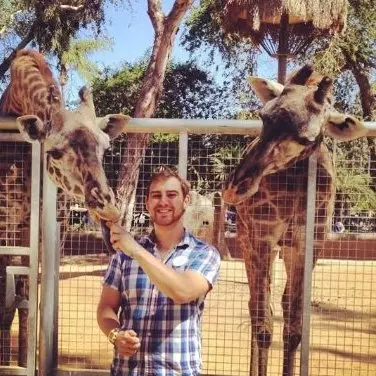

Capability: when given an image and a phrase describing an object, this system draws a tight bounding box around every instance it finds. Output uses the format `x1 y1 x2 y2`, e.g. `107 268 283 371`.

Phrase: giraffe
0 49 129 365
222 65 368 376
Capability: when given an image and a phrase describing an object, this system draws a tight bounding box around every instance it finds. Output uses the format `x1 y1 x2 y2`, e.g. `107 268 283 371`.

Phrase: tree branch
60 4 84 11
168 0 192 23
148 0 163 32
0 23 36 79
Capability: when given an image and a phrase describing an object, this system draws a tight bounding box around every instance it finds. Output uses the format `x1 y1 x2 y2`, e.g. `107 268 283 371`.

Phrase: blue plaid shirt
103 229 221 376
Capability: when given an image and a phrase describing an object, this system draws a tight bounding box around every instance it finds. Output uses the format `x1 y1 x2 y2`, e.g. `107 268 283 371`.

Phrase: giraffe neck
0 50 63 131
236 144 335 245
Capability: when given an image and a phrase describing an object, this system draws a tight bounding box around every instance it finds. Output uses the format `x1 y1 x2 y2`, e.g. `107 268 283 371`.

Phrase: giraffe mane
14 50 61 97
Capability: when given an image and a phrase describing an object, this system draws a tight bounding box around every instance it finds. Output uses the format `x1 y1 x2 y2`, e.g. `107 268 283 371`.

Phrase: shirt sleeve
185 245 221 288
103 252 124 292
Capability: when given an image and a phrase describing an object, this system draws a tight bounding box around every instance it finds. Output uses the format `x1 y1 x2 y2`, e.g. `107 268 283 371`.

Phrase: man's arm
109 225 213 304
97 285 121 337
97 285 140 356
136 248 211 304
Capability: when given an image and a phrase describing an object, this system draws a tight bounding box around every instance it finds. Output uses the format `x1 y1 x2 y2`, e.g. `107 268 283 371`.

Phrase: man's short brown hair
146 166 190 198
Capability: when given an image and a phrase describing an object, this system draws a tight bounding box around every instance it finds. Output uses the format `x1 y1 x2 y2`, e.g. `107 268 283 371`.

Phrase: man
97 167 221 375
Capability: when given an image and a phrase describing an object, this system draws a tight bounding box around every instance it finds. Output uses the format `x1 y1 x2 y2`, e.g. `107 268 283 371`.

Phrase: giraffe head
223 65 368 205
16 86 129 222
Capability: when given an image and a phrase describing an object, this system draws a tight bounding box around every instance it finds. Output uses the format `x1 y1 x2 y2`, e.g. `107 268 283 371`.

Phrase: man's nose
158 194 169 204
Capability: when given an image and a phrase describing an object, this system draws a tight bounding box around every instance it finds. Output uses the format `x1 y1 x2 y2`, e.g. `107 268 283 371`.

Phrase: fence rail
1 116 376 135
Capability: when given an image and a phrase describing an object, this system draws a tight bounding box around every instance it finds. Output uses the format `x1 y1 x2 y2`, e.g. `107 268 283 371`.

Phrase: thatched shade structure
218 0 348 82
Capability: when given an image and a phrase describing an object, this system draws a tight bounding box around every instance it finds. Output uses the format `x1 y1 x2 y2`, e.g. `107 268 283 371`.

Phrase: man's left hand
107 222 142 258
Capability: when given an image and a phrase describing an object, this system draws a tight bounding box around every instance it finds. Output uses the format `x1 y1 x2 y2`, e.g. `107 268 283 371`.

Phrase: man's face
146 177 189 227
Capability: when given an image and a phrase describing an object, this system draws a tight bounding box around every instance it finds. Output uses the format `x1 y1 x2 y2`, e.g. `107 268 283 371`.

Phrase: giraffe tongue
100 220 115 253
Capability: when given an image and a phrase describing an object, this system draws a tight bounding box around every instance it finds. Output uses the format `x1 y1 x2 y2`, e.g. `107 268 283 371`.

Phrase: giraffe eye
47 148 64 160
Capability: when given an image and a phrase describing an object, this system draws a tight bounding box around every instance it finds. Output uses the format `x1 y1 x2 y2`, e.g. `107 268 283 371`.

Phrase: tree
92 59 235 119
182 0 258 100
313 0 376 119
312 0 376 191
115 0 194 227
0 0 125 80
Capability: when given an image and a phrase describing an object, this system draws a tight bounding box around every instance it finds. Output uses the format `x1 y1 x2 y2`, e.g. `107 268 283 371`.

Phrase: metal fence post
39 154 59 376
178 131 188 179
27 142 41 376
300 154 318 376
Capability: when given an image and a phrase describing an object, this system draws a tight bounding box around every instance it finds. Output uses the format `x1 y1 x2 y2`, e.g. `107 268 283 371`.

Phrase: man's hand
107 222 142 257
115 330 140 357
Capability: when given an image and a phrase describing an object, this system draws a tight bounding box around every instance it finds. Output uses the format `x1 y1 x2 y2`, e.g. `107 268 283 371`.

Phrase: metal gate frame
0 133 40 376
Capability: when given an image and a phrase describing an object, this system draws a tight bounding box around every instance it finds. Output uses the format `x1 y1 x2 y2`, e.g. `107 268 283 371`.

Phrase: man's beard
151 207 186 226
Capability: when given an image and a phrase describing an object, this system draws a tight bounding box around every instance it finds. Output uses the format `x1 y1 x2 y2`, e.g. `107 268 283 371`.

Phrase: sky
82 1 193 69
67 0 278 99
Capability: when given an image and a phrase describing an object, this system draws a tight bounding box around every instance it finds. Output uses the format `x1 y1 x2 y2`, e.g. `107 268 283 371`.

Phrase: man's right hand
115 329 141 357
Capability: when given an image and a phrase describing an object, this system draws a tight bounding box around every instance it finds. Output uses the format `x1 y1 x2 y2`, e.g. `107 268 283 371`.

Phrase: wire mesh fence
0 123 376 376
0 136 39 376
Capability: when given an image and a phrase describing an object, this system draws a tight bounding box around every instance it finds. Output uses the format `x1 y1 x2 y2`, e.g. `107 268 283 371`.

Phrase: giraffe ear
325 111 368 141
97 114 130 139
247 77 284 104
16 115 47 143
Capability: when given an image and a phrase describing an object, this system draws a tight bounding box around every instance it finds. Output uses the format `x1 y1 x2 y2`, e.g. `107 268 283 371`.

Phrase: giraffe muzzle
89 204 120 223
85 187 120 222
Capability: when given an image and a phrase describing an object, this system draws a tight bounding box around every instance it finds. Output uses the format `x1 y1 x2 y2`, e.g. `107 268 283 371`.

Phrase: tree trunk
348 63 376 121
116 0 193 227
59 63 68 106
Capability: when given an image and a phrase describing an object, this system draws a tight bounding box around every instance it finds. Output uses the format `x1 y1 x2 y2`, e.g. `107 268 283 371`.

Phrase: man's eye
167 193 177 198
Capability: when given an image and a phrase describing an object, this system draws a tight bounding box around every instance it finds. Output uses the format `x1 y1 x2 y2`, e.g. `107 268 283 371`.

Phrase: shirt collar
143 228 190 251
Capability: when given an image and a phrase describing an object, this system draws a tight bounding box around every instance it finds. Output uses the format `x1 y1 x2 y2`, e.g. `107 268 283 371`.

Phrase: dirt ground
7 256 376 376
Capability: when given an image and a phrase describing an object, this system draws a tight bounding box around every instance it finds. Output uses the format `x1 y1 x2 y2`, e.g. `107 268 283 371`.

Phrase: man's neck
153 222 185 252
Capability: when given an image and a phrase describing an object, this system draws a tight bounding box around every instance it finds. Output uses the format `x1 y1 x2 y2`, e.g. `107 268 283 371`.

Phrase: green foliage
92 61 145 116
210 143 245 182
181 0 258 111
91 59 236 120
335 139 376 214
60 37 112 82
336 166 376 212
18 1 109 54
0 0 131 82
186 134 249 192
332 71 363 116
0 0 20 34
183 0 233 57
313 1 376 74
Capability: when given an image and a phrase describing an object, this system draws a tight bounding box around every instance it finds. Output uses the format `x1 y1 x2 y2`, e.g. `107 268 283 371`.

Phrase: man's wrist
131 245 142 259
108 327 120 345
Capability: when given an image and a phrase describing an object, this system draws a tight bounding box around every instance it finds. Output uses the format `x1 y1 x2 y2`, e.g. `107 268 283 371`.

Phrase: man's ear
325 111 368 142
184 193 191 209
97 114 130 139
17 115 47 143
247 77 284 104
